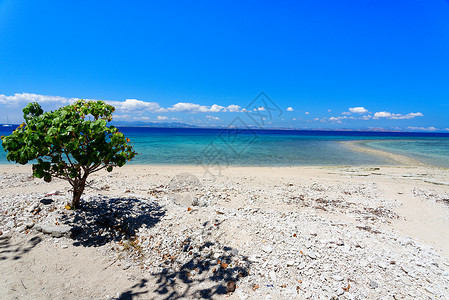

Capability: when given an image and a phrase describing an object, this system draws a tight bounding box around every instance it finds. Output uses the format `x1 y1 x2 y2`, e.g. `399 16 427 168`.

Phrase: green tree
1 100 137 208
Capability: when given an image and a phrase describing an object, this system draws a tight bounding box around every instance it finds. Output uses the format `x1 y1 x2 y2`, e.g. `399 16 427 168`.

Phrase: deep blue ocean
2 126 449 167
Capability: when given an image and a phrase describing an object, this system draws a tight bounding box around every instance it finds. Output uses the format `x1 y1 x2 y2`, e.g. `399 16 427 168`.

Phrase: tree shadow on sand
0 235 42 261
162 242 252 299
116 279 149 300
115 240 250 300
59 195 165 247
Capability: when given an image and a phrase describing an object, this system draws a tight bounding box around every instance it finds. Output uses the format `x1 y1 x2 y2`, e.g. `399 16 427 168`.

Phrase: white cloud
107 99 163 113
349 107 368 114
209 104 226 112
391 112 423 119
257 107 266 111
0 93 77 105
407 126 437 131
167 102 242 113
328 109 332 112
329 117 343 123
305 112 310 115
167 102 210 113
206 115 220 120
341 111 351 115
292 118 296 121
324 115 359 123
227 104 241 112
373 111 423 120
360 115 372 120
373 111 392 118
287 107 294 112
157 116 169 121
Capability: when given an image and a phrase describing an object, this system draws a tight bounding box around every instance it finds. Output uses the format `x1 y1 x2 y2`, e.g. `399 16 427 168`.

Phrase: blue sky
1 0 448 131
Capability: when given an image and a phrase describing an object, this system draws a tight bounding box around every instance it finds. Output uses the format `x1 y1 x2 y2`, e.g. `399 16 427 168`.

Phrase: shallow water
364 139 449 168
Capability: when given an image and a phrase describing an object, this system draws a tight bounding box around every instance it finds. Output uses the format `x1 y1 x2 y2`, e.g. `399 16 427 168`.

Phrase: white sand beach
1 163 449 299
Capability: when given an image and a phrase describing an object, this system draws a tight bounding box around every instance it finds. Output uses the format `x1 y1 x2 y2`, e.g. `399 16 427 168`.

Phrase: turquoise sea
1 126 449 167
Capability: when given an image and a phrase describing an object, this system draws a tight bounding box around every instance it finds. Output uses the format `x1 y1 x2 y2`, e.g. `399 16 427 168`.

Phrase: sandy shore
1 163 449 299
340 140 426 166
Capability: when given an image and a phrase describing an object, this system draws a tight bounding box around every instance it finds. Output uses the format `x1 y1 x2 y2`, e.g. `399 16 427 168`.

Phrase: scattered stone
33 207 41 215
286 260 295 267
378 261 388 269
40 198 54 205
17 225 27 233
401 277 412 286
34 223 72 238
262 245 273 253
227 280 236 293
28 203 39 213
307 251 317 259
369 281 378 289
269 270 276 281
332 275 344 281
24 222 35 228
248 254 258 262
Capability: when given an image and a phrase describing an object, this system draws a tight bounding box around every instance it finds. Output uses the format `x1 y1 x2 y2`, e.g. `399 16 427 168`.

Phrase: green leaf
2 99 137 206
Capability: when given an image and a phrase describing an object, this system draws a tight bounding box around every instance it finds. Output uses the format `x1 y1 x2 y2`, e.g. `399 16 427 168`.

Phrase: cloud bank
319 106 424 123
0 93 78 105
0 93 243 114
373 111 423 120
0 93 430 128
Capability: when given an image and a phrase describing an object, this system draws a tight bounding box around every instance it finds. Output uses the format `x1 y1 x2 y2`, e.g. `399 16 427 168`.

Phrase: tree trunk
71 179 87 208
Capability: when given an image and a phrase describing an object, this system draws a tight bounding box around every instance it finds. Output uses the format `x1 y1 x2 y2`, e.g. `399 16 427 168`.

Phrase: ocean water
1 126 449 167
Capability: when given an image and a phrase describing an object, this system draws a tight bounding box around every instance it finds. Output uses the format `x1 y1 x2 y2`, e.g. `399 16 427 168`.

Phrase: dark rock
227 280 236 293
40 199 54 205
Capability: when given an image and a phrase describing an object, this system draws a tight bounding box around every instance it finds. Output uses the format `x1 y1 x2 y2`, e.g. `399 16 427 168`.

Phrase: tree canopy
1 100 137 208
